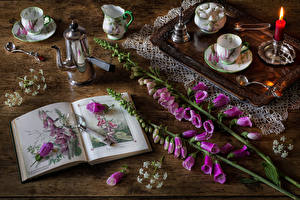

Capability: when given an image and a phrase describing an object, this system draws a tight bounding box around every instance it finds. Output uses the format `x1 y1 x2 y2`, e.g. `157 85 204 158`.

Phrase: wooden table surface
0 0 299 199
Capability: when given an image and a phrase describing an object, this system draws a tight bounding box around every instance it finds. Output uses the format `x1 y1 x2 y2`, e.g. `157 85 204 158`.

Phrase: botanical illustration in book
26 109 82 169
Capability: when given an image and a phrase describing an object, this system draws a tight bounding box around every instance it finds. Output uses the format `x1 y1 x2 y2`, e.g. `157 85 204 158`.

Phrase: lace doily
123 0 300 135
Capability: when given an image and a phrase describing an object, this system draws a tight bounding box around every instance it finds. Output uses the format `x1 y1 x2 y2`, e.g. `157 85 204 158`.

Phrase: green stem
96 38 300 189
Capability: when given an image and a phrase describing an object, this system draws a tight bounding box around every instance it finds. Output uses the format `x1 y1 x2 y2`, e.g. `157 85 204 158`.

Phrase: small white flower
163 172 168 180
156 182 163 188
29 68 34 73
43 84 47 90
24 88 31 94
137 176 143 183
280 136 286 142
5 93 9 97
155 161 162 168
143 161 150 168
37 85 41 90
153 173 160 180
144 172 149 179
139 168 144 175
145 184 152 189
150 179 156 184
41 76 45 82
32 91 38 96
4 101 9 105
287 144 294 151
19 81 24 88
24 75 27 80
273 140 279 146
277 144 284 152
28 80 34 86
281 151 288 158
33 75 38 80
39 69 44 75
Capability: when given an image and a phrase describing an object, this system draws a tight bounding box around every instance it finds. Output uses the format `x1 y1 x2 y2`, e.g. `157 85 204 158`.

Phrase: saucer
204 44 253 73
12 17 56 42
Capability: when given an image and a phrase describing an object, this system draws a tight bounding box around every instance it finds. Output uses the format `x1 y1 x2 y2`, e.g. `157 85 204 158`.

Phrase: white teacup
20 7 51 35
216 33 249 64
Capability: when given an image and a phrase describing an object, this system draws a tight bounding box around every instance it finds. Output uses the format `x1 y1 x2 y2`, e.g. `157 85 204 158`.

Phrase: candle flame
266 81 274 87
279 7 284 20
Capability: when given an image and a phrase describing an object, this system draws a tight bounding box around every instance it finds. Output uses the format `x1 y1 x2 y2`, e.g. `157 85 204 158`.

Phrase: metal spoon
75 114 114 146
234 23 271 32
4 42 45 62
236 75 280 97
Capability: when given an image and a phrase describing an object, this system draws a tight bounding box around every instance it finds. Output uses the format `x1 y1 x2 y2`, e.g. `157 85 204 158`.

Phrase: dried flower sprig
107 88 298 199
4 92 23 107
94 38 300 190
273 136 294 158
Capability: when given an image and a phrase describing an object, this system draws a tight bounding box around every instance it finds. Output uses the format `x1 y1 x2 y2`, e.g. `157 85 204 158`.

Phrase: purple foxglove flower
195 90 208 104
181 146 187 159
214 162 226 184
175 136 182 148
168 102 178 115
174 146 181 158
182 154 196 171
168 138 175 154
160 96 175 108
39 142 54 157
174 107 185 121
164 136 170 150
153 87 168 99
223 106 243 118
158 91 171 103
246 132 261 140
190 110 202 128
146 82 156 90
201 142 220 154
154 135 161 144
182 130 197 138
203 120 214 134
220 143 234 154
159 137 165 145
183 107 192 121
192 82 207 91
213 94 230 108
86 102 107 113
228 145 250 159
236 116 252 127
106 171 124 186
193 132 212 141
201 155 213 175
148 88 156 96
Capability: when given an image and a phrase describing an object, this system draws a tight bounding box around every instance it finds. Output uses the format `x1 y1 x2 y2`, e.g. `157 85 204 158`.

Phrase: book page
72 94 151 163
11 102 87 181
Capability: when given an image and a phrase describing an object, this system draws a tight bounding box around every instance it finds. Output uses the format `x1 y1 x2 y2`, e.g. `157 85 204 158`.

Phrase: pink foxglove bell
201 155 213 175
227 145 250 159
201 142 220 154
213 162 226 184
213 94 230 108
223 106 243 118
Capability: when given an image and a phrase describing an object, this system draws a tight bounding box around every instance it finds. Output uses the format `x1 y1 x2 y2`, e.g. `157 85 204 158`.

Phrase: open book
10 93 151 182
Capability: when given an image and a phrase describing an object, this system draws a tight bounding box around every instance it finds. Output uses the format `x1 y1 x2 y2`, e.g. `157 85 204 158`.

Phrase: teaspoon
236 75 280 97
234 23 271 31
4 42 45 62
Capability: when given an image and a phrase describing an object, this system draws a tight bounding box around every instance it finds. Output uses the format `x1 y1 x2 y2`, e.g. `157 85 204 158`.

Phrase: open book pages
10 102 87 182
10 93 151 182
72 93 151 164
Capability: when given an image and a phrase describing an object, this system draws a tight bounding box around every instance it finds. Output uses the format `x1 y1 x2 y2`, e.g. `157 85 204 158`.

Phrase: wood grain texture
150 1 300 106
0 0 299 200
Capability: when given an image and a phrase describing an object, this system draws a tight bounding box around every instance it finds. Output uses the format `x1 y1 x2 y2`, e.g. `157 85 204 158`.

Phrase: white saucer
204 44 253 73
12 17 56 42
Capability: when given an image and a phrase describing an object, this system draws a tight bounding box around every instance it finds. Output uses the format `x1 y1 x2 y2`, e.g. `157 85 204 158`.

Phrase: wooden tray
150 1 300 106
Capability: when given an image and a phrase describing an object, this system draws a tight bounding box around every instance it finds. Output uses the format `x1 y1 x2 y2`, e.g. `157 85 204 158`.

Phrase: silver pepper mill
171 7 190 43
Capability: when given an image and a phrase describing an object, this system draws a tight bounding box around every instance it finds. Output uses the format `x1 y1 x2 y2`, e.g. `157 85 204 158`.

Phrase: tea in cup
101 5 134 40
20 7 51 35
216 33 249 64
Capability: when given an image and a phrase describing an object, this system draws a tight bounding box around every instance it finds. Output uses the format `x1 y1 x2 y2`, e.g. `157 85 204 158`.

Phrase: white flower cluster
137 160 167 189
273 136 294 158
4 92 23 107
4 68 47 107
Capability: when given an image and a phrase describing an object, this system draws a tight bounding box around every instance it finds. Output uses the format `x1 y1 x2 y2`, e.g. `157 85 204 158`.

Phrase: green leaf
262 161 281 187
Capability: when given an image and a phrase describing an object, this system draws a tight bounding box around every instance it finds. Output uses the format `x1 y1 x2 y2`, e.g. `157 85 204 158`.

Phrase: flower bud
159 137 165 145
143 79 152 84
220 143 234 154
174 146 181 158
148 88 156 96
138 78 145 85
174 136 182 148
182 130 197 138
146 82 156 90
236 116 252 127
181 146 187 159
223 106 243 118
213 94 230 108
192 132 212 141
246 132 261 140
164 136 170 150
154 135 161 144
168 138 174 154
106 171 124 186
227 145 250 159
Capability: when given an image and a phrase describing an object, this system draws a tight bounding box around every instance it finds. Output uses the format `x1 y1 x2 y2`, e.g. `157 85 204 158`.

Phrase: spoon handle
11 49 45 61
248 81 270 89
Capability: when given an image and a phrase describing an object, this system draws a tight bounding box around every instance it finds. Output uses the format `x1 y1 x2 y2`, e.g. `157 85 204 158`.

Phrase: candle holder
258 38 296 65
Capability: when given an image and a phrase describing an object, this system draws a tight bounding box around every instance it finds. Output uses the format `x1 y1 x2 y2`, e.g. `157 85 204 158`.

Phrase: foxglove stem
98 39 300 189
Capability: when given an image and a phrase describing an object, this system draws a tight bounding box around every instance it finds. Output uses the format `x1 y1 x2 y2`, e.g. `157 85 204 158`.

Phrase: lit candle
274 7 286 41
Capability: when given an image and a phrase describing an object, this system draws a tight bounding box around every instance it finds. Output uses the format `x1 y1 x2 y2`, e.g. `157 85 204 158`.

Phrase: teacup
20 7 51 35
216 33 249 64
101 5 134 40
